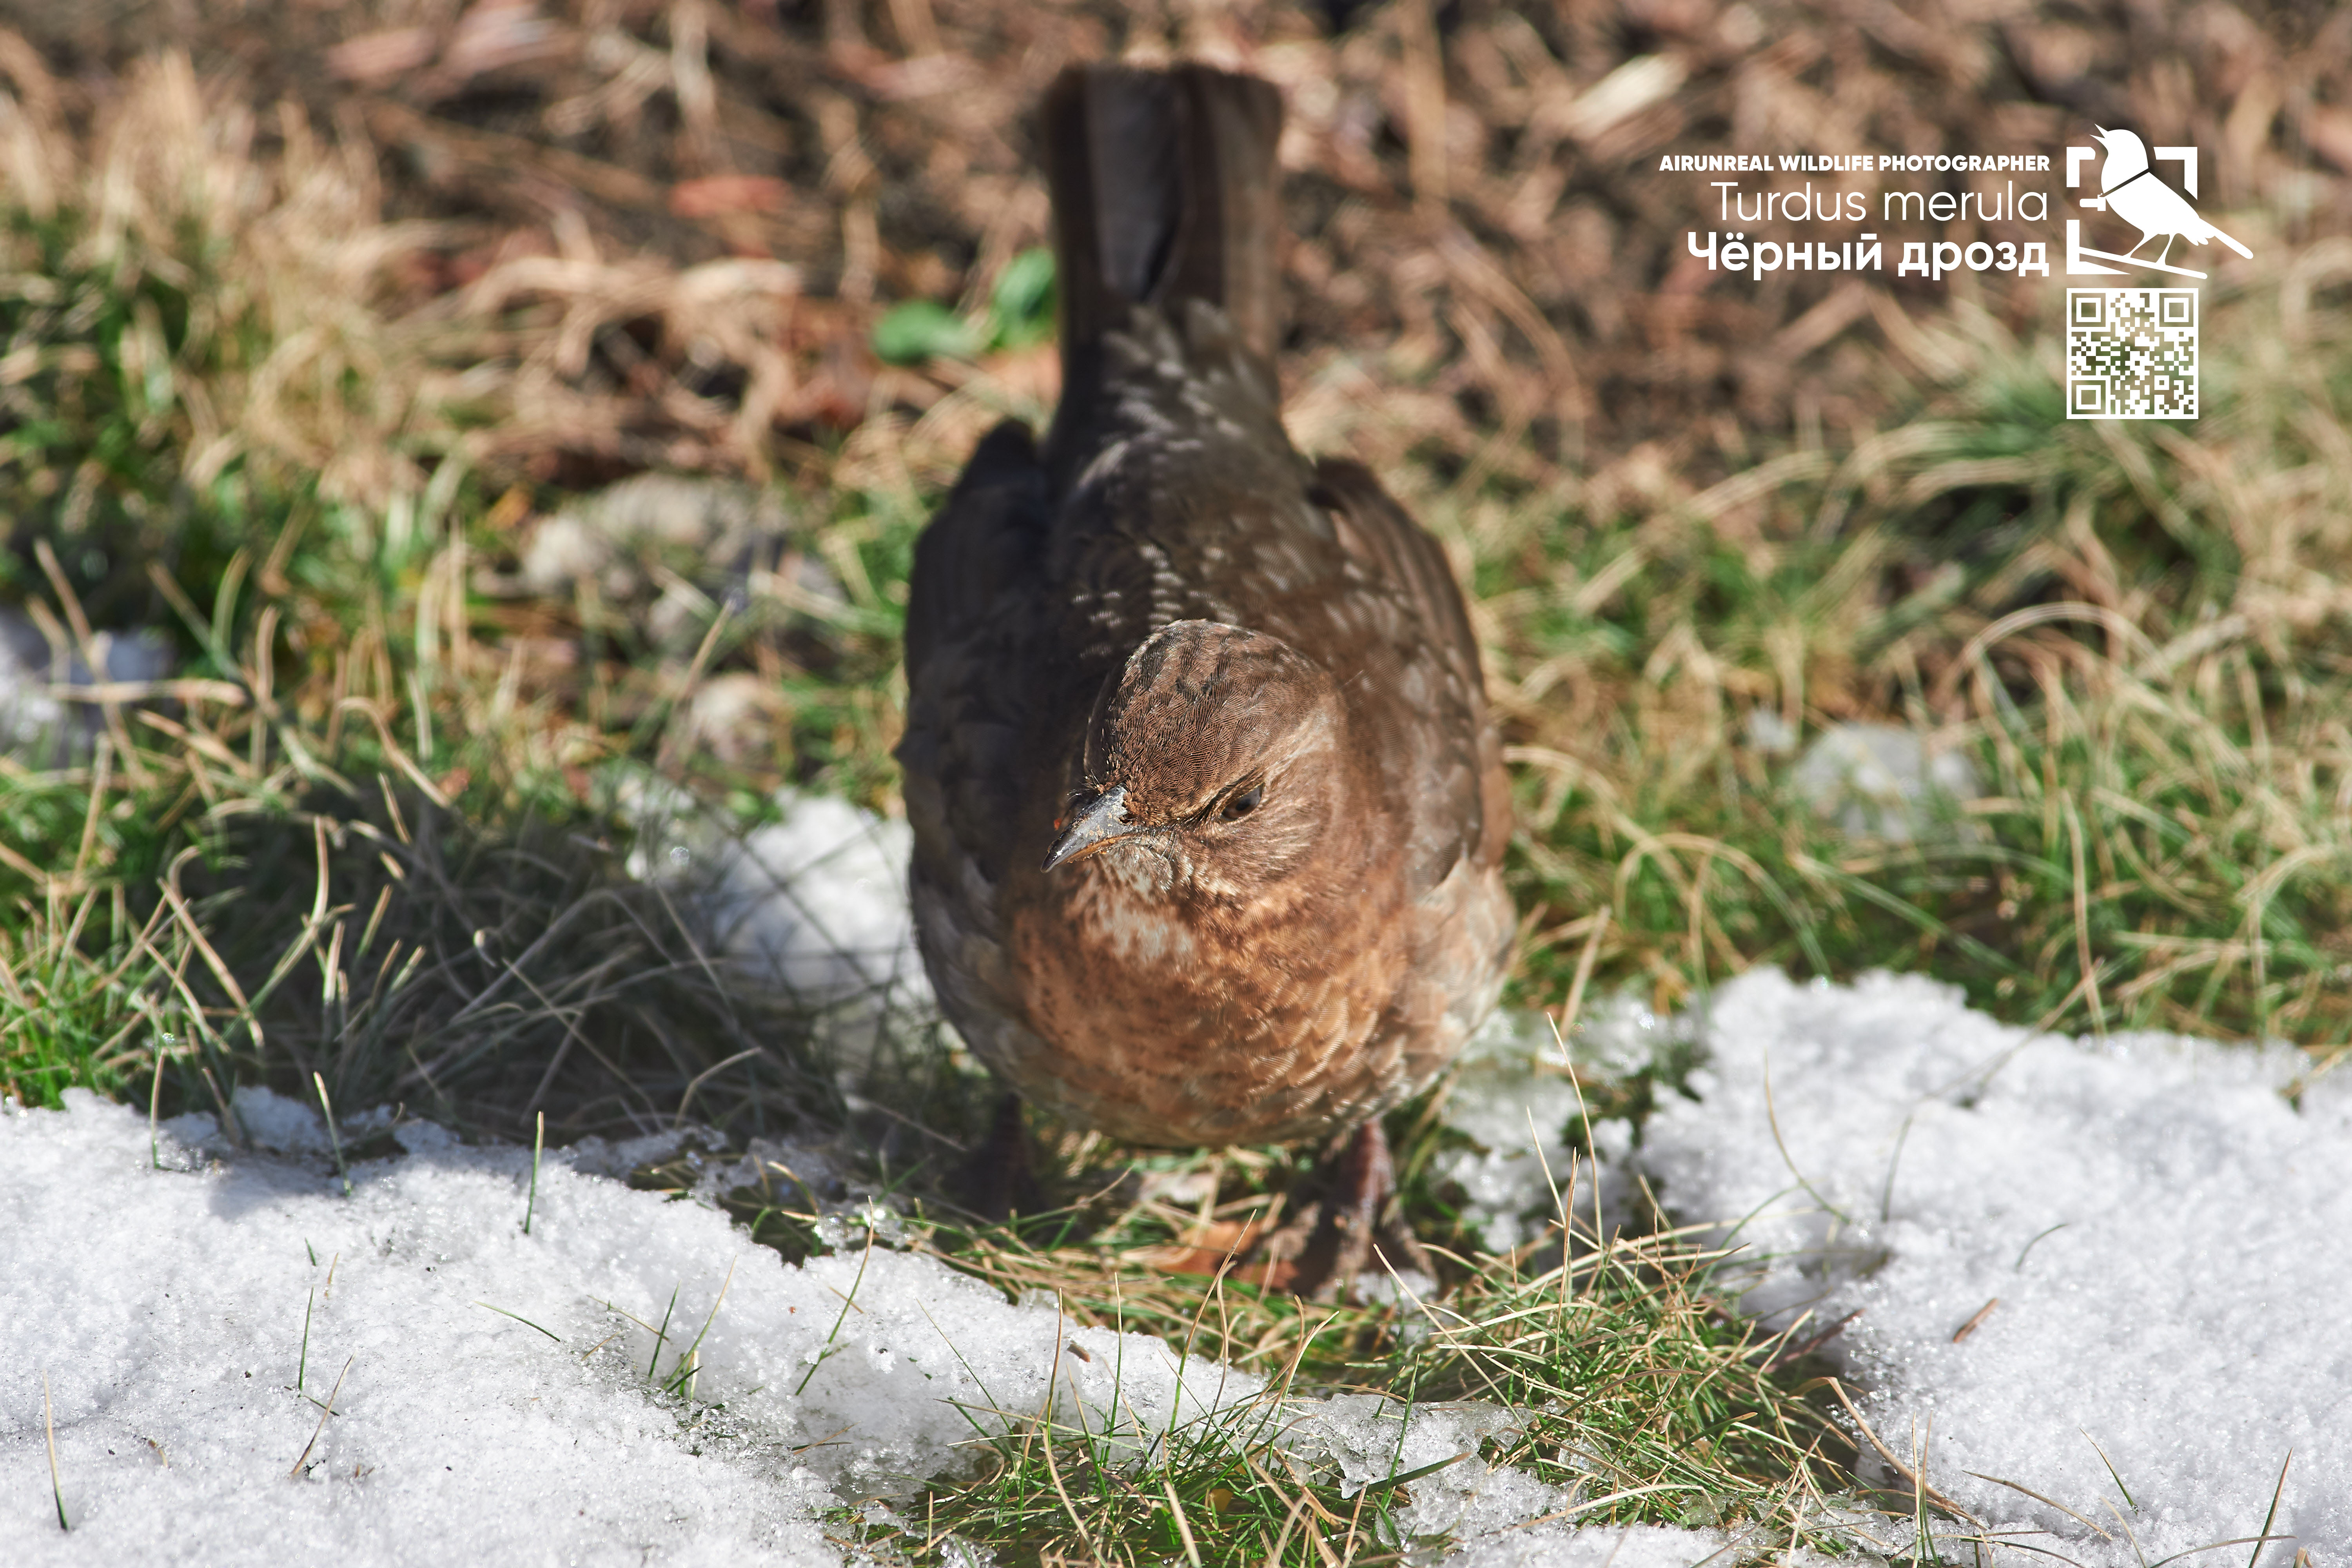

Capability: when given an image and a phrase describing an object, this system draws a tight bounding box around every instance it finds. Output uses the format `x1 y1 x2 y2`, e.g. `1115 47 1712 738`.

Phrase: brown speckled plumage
896 63 1513 1159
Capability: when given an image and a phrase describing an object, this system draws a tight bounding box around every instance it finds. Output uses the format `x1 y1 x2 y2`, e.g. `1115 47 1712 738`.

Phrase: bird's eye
1218 783 1265 822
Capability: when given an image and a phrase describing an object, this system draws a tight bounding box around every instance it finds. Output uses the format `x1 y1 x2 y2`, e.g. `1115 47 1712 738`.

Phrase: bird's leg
1278 1120 1433 1301
957 1091 1043 1221
2156 231 2176 267
2122 233 2155 259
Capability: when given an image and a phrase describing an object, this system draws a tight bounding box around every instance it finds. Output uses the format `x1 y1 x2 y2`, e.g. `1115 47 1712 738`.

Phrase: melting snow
0 1089 1704 1564
1639 969 2352 1565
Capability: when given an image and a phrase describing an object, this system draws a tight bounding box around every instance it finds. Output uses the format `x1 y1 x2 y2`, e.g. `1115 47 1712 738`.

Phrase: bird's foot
1256 1120 1433 1302
955 1092 1045 1222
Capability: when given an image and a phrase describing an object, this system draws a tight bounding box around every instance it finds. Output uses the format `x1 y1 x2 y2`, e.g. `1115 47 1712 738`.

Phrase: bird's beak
1044 785 1144 871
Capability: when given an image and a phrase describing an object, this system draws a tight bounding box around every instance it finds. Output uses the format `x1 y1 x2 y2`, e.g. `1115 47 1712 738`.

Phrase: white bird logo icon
2090 127 2251 268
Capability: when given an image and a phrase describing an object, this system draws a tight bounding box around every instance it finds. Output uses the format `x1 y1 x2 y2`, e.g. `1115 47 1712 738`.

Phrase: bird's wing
1308 457 1513 881
899 419 1055 887
903 420 1050 677
1308 459 1479 691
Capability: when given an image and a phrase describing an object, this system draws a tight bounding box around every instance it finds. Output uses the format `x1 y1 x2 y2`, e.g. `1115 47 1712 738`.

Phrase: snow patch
1639 969 2352 1564
0 1091 1720 1566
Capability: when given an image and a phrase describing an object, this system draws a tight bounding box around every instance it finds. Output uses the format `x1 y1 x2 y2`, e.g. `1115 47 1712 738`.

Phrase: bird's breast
993 855 1414 1146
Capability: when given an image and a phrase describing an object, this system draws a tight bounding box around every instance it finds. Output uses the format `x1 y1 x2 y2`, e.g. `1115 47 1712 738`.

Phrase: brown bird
896 62 1513 1294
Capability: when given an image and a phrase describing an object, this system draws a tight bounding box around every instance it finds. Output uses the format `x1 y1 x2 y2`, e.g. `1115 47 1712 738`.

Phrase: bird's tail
2212 223 2253 260
1038 63 1284 390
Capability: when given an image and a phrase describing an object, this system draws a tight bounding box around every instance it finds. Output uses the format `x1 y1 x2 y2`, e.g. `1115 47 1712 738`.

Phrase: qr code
2066 289 2197 419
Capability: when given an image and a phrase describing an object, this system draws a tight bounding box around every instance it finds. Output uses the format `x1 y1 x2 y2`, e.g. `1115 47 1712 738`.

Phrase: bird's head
1046 619 1351 901
2093 127 2150 175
